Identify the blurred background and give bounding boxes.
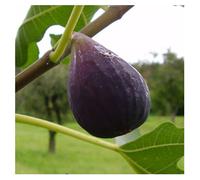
[16,5,184,174]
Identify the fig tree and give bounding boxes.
[68,32,150,138]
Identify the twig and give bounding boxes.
[16,50,56,92]
[16,5,134,92]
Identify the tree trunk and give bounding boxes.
[44,96,57,153]
[48,130,56,153]
[51,94,62,125]
[171,107,178,122]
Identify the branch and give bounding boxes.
[16,5,134,92]
[16,50,56,92]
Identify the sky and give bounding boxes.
[15,5,184,64]
[92,5,184,63]
[39,5,184,64]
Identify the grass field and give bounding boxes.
[15,115,184,174]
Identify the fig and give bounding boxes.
[68,32,150,138]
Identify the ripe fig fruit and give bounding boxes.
[68,32,150,138]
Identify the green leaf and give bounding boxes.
[16,5,99,67]
[24,42,39,68]
[119,122,184,174]
[177,156,184,171]
[49,34,61,47]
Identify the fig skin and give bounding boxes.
[68,32,150,138]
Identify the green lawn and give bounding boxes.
[15,115,184,174]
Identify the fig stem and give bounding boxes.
[16,114,120,152]
[99,5,109,11]
[49,5,84,63]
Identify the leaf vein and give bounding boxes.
[22,6,62,27]
[154,157,181,173]
[121,143,184,153]
[120,152,151,174]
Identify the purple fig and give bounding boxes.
[68,32,150,138]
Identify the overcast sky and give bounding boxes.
[92,5,184,63]
[17,5,184,64]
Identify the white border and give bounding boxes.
[1,0,199,179]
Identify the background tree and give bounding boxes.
[159,50,184,120]
[134,50,184,120]
[16,64,70,153]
